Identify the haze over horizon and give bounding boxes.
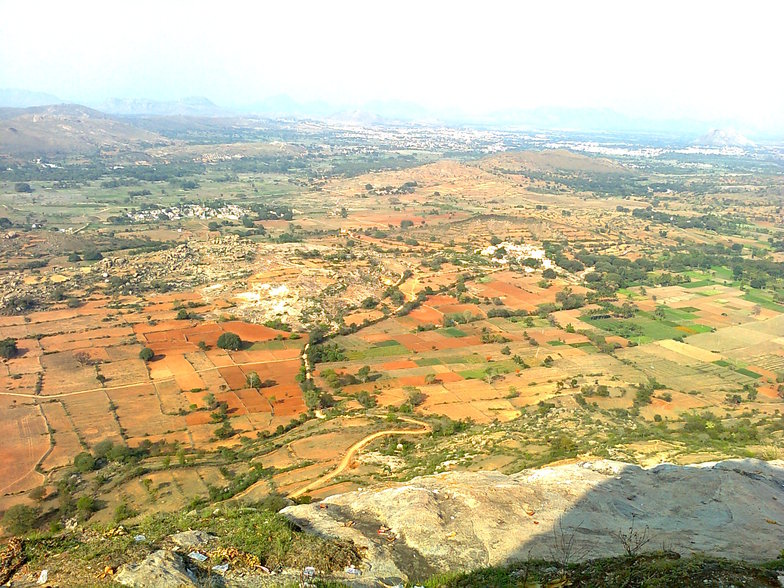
[1,0,783,134]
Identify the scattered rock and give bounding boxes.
[170,530,215,550]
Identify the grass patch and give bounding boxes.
[742,290,784,313]
[347,342,409,360]
[414,357,441,366]
[441,327,468,338]
[682,279,717,289]
[547,340,566,346]
[439,355,486,365]
[425,552,784,588]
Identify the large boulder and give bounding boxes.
[114,550,198,587]
[283,459,784,584]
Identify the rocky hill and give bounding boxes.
[5,459,784,587]
[283,459,784,585]
[0,104,170,156]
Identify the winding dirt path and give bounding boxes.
[286,416,430,499]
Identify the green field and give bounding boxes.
[742,289,784,313]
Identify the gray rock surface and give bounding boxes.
[282,459,784,584]
[170,530,215,550]
[114,550,198,587]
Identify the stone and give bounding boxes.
[170,530,215,550]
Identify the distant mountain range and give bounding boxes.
[99,96,226,117]
[0,88,777,155]
[0,88,63,108]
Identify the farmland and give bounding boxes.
[1,114,784,534]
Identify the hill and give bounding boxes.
[0,104,170,156]
[480,148,630,174]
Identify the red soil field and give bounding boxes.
[435,304,485,317]
[39,400,84,471]
[218,367,248,390]
[61,393,123,448]
[219,321,286,342]
[380,360,419,371]
[405,305,443,324]
[392,333,432,352]
[0,398,48,494]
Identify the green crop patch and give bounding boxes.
[735,367,762,379]
[441,327,468,338]
[415,357,441,366]
[682,279,717,289]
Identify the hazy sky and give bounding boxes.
[1,1,783,127]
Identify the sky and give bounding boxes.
[1,0,783,130]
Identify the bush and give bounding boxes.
[113,501,136,523]
[217,332,242,351]
[82,250,103,261]
[2,504,38,534]
[76,496,96,518]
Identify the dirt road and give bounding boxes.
[286,416,430,499]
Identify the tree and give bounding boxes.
[407,388,426,407]
[0,338,18,359]
[139,347,154,361]
[214,421,236,439]
[246,371,262,389]
[356,391,377,408]
[217,332,242,351]
[67,253,82,262]
[542,268,557,280]
[14,182,32,193]
[2,504,38,534]
[82,250,103,261]
[73,452,96,472]
[93,439,114,459]
[176,309,189,320]
[357,365,371,383]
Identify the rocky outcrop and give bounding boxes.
[282,459,784,585]
[114,550,198,587]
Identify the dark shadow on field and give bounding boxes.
[469,460,784,574]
